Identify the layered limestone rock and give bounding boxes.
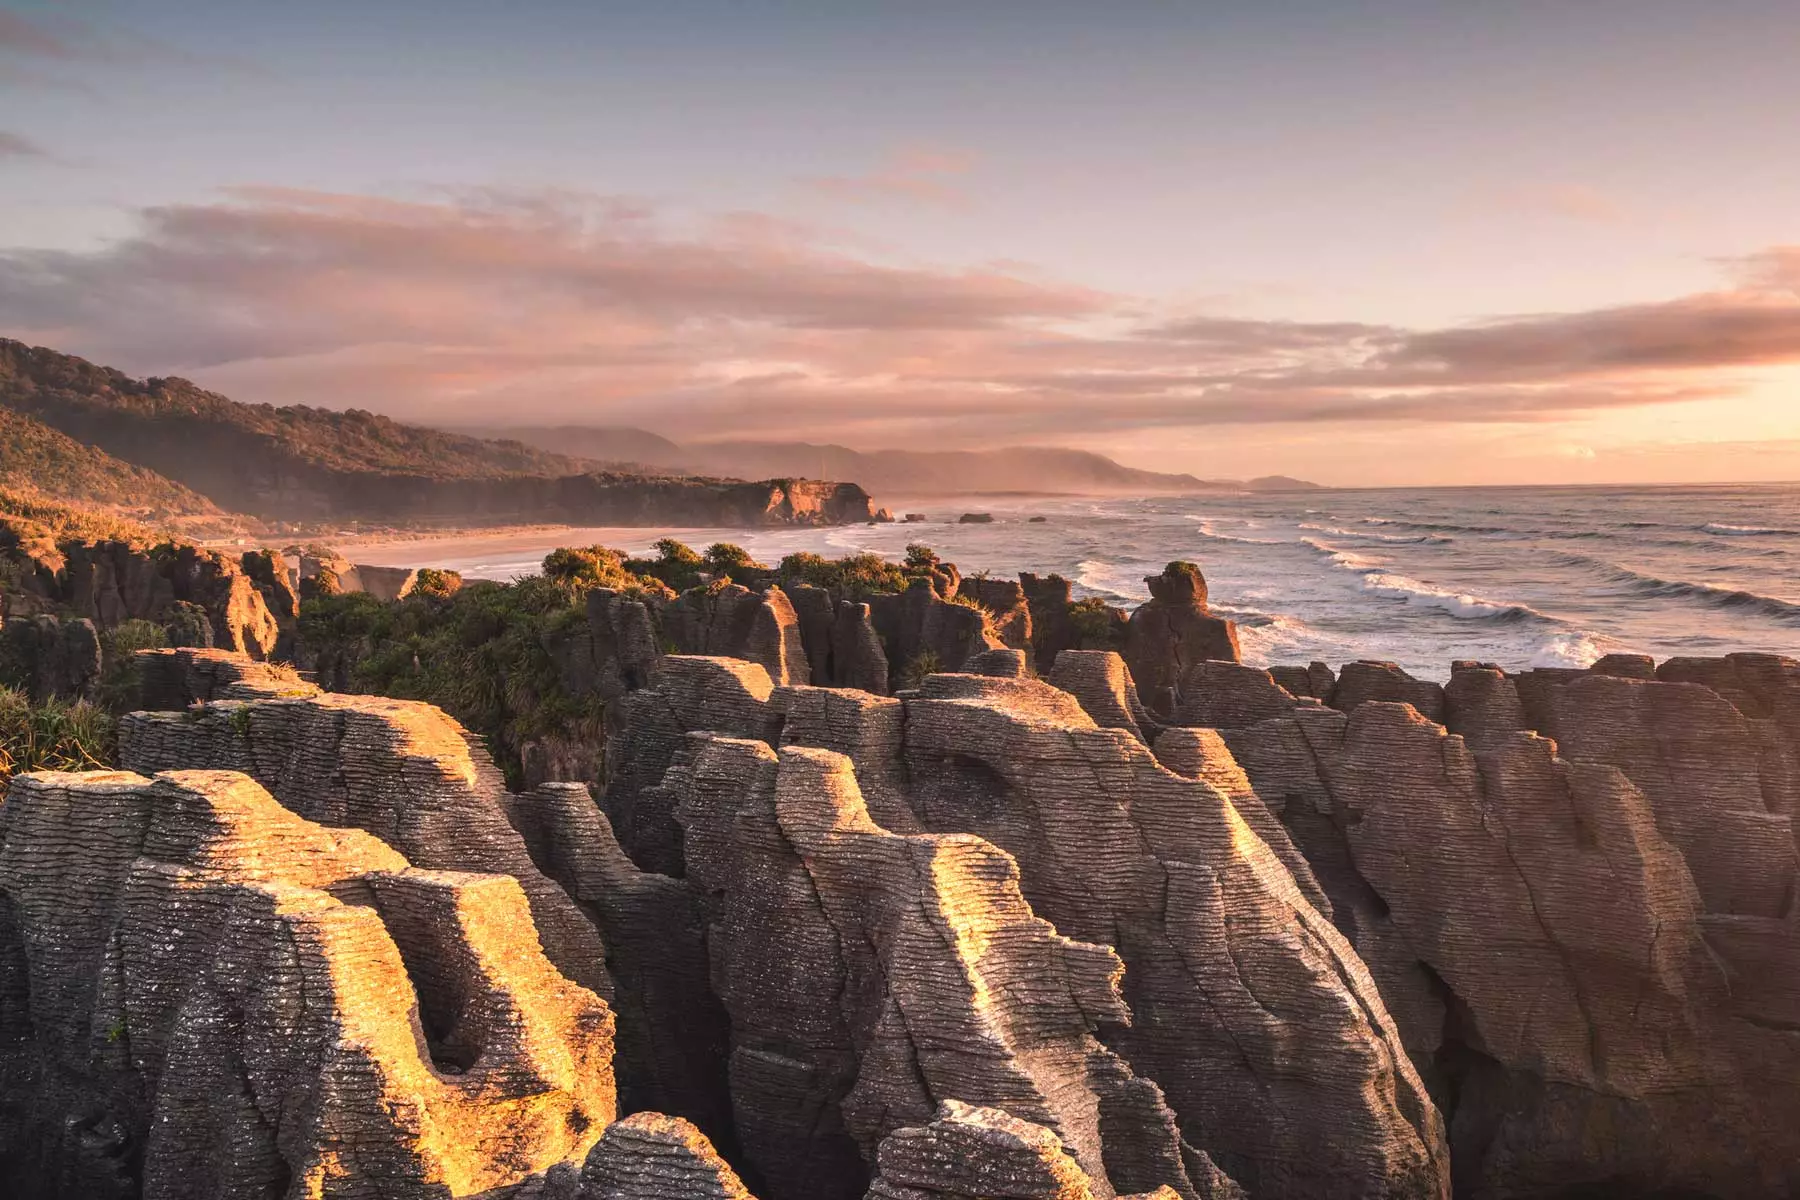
[958,576,1035,658]
[0,768,615,1199]
[1046,649,1155,742]
[1221,685,1800,1198]
[664,584,810,687]
[133,645,315,709]
[1331,662,1445,723]
[1123,564,1240,719]
[116,687,616,1004]
[896,674,1446,1200]
[578,1112,756,1200]
[865,1102,1211,1200]
[868,579,1004,686]
[603,656,782,875]
[674,737,1217,1200]
[612,658,1448,1200]
[54,540,283,658]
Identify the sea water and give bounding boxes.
[352,483,1800,680]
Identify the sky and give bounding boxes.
[2,1,1799,486]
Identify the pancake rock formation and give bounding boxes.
[674,736,1225,1200]
[612,656,1449,1200]
[1209,654,1800,1198]
[0,767,616,1199]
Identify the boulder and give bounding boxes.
[865,1101,1235,1200]
[579,1113,756,1199]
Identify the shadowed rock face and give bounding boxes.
[664,584,810,688]
[1123,564,1241,720]
[868,578,1004,684]
[0,768,616,1200]
[578,1112,757,1199]
[616,657,1448,1200]
[864,1101,1217,1200]
[508,783,735,1153]
[1216,658,1800,1198]
[674,737,1214,1200]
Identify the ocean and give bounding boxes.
[350,483,1800,681]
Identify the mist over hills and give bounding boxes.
[0,341,875,529]
[468,426,1320,496]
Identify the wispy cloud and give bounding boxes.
[0,6,262,82]
[0,10,79,59]
[0,186,1793,445]
[802,145,978,209]
[0,130,48,159]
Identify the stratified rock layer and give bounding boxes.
[116,684,617,1004]
[675,735,1214,1200]
[1212,652,1800,1199]
[614,658,1448,1200]
[865,1101,1212,1200]
[0,768,615,1199]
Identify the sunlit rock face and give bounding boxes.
[0,768,615,1200]
[613,656,1449,1200]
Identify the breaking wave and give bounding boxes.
[1602,564,1800,625]
[1188,517,1286,545]
[1074,559,1148,602]
[1703,522,1800,537]
[1299,521,1451,545]
[1303,537,1552,623]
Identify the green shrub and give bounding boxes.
[703,542,765,582]
[625,538,704,592]
[904,543,940,570]
[1068,596,1124,646]
[412,567,463,600]
[775,551,907,599]
[0,687,115,784]
[897,649,942,691]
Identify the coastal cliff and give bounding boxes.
[0,340,881,528]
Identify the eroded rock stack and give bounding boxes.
[9,626,1800,1200]
[1191,653,1800,1197]
[674,736,1225,1199]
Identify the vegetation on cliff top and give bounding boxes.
[0,407,226,520]
[295,538,944,785]
[0,688,114,785]
[0,338,596,481]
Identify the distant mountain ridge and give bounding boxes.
[467,428,1321,495]
[0,341,878,528]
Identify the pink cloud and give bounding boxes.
[0,187,1795,445]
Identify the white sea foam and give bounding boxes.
[1075,559,1149,601]
[1361,572,1549,622]
[1703,522,1798,537]
[1528,630,1605,669]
